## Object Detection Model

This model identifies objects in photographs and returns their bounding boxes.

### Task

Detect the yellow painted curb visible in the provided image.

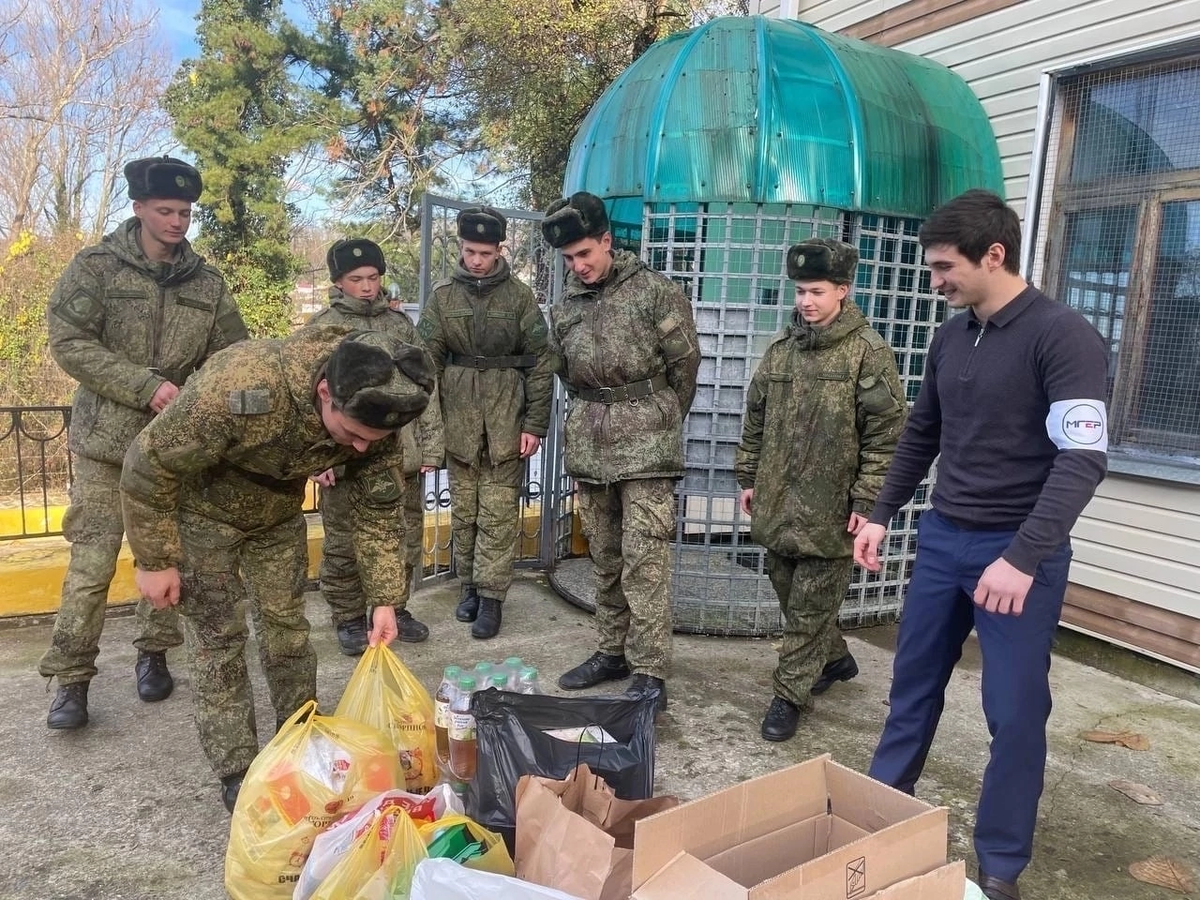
[0,507,583,619]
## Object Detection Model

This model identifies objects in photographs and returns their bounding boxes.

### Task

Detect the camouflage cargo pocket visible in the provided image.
[656,315,695,363]
[858,374,898,415]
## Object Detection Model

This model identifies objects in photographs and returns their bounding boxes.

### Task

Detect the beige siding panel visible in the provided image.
[989,108,1039,139]
[796,0,908,30]
[1093,475,1200,514]
[1073,518,1200,566]
[1073,541,1197,594]
[1082,497,1200,541]
[1070,561,1200,620]
[754,0,783,15]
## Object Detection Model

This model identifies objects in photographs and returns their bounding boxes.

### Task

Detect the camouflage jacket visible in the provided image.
[417,258,553,465]
[47,217,248,465]
[307,288,444,473]
[549,250,700,483]
[121,324,426,608]
[735,304,906,559]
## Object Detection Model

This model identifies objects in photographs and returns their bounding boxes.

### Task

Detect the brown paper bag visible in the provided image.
[515,764,679,900]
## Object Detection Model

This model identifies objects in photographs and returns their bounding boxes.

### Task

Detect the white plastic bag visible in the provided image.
[294,785,464,900]
[410,858,587,900]
[964,880,986,900]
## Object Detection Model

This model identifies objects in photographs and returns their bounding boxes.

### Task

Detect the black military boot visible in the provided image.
[335,616,369,656]
[558,652,631,690]
[760,696,801,742]
[455,585,480,623]
[625,674,668,715]
[978,873,1021,900]
[135,650,174,702]
[471,597,502,640]
[810,653,859,696]
[397,609,430,643]
[47,681,89,730]
[221,770,247,814]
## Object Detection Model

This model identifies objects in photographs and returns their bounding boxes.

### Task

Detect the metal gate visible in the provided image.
[415,194,576,583]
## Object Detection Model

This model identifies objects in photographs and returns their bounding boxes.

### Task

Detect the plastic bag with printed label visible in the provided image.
[418,813,515,877]
[225,701,403,900]
[410,858,586,900]
[307,799,429,900]
[336,644,439,793]
[294,785,464,900]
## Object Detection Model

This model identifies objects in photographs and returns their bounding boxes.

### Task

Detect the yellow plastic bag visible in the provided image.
[419,813,516,877]
[224,701,404,900]
[310,800,430,900]
[336,643,439,792]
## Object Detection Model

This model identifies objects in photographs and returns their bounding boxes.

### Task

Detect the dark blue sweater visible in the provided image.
[869,285,1109,574]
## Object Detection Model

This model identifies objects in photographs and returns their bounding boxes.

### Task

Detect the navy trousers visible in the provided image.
[869,509,1072,883]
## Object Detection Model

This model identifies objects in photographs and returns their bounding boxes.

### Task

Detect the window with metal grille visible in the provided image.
[1042,53,1200,467]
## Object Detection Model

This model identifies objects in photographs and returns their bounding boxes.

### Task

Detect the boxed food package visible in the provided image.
[631,754,949,900]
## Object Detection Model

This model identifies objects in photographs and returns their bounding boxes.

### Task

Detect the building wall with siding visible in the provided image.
[756,0,1200,669]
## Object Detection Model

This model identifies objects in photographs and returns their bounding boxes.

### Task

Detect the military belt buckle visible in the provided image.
[597,386,616,403]
[472,356,487,370]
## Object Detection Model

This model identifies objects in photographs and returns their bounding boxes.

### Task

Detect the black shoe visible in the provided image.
[397,609,430,643]
[335,616,369,656]
[978,873,1021,900]
[557,652,631,690]
[221,771,247,814]
[471,598,502,640]
[135,650,174,702]
[455,586,479,623]
[760,696,801,742]
[810,653,859,696]
[47,682,89,730]
[625,674,668,714]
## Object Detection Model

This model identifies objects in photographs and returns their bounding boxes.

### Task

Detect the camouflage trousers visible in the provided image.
[447,450,523,602]
[766,551,853,710]
[38,456,181,685]
[319,472,420,625]
[576,478,675,680]
[177,509,316,779]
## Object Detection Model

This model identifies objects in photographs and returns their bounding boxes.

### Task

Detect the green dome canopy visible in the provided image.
[564,16,1004,217]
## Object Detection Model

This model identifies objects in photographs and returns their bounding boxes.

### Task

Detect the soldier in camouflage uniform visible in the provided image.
[417,208,554,640]
[735,238,906,742]
[39,157,248,731]
[541,192,700,713]
[308,239,444,653]
[121,326,434,811]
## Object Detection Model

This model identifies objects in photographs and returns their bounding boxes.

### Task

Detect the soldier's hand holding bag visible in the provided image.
[336,644,439,792]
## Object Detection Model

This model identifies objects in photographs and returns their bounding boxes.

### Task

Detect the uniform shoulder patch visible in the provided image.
[227,389,273,415]
[856,327,888,351]
[417,317,435,341]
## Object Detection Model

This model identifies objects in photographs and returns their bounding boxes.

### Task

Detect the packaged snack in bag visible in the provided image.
[225,701,403,900]
[337,644,439,792]
[295,785,465,900]
[307,800,429,900]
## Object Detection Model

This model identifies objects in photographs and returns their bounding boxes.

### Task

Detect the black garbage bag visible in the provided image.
[465,688,658,837]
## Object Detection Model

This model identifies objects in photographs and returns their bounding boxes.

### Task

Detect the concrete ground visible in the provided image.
[1,572,1198,900]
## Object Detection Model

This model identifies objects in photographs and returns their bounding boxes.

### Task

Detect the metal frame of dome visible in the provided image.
[564,15,1004,215]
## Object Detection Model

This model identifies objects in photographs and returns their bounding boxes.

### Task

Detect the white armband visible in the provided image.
[1047,400,1108,452]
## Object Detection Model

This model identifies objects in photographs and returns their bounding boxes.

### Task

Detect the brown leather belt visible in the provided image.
[576,374,669,404]
[448,352,538,370]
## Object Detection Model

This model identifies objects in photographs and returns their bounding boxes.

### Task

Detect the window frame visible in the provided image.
[1038,49,1200,479]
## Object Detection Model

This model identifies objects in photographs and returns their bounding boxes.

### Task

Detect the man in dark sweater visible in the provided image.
[854,190,1108,900]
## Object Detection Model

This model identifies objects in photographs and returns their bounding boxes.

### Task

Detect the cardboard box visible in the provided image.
[632,754,948,900]
[866,862,965,899]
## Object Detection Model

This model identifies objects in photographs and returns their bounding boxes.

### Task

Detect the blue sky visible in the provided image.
[157,0,313,62]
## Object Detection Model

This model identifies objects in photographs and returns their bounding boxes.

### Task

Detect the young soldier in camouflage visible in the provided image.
[309,239,444,652]
[121,326,434,812]
[417,208,554,639]
[39,156,248,731]
[542,192,700,714]
[736,238,906,741]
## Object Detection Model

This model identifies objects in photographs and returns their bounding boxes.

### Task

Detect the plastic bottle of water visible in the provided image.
[516,665,543,695]
[502,656,525,689]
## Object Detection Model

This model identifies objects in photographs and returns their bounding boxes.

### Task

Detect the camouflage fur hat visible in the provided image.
[124,156,202,203]
[324,331,434,431]
[328,239,387,282]
[786,238,859,284]
[458,206,507,244]
[541,191,610,248]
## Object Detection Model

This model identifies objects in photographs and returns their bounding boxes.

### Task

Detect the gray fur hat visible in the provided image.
[324,331,434,431]
[124,156,202,203]
[786,238,859,284]
[541,191,610,248]
[458,206,507,244]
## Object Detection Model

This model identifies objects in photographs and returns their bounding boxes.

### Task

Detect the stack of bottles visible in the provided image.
[434,657,542,784]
